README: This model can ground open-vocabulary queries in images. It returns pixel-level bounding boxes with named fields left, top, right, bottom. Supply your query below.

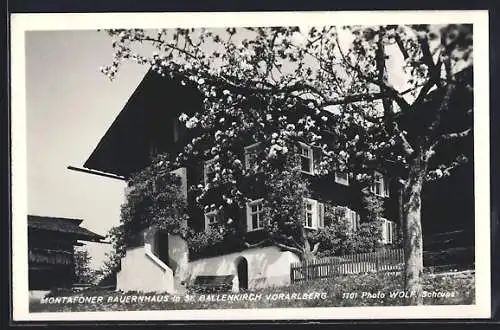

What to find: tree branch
left=441, top=128, right=472, bottom=141
left=427, top=77, right=454, bottom=135
left=395, top=123, right=415, bottom=156
left=375, top=28, right=397, bottom=122
left=243, top=239, right=271, bottom=249
left=274, top=242, right=304, bottom=257
left=321, top=91, right=388, bottom=106
left=429, top=127, right=472, bottom=153
left=311, top=242, right=320, bottom=255
left=413, top=34, right=444, bottom=106
left=394, top=33, right=409, bottom=59
left=335, top=34, right=411, bottom=111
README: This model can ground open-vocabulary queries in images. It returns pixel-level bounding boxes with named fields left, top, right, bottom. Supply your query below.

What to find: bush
left=187, top=227, right=245, bottom=259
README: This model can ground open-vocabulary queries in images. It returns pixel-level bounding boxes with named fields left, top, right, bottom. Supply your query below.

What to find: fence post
left=305, top=260, right=309, bottom=281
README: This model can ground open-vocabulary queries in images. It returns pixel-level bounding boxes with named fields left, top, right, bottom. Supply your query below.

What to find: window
left=334, top=171, right=349, bottom=186
left=246, top=199, right=265, bottom=231
left=204, top=210, right=219, bottom=230
left=203, top=158, right=216, bottom=184
left=298, top=143, right=314, bottom=174
left=244, top=143, right=261, bottom=170
left=380, top=218, right=395, bottom=244
left=371, top=171, right=389, bottom=197
left=338, top=206, right=359, bottom=231
left=303, top=198, right=319, bottom=229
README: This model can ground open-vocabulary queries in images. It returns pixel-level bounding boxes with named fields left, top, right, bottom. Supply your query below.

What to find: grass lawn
left=29, top=270, right=475, bottom=312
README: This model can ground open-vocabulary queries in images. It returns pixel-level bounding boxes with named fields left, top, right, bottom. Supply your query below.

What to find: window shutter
left=240, top=206, right=247, bottom=233
left=380, top=219, right=387, bottom=243
left=312, top=147, right=320, bottom=175
left=317, top=202, right=325, bottom=228
left=349, top=209, right=356, bottom=231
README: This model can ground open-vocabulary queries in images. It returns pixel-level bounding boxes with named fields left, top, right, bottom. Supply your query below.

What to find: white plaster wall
left=116, top=227, right=175, bottom=293
left=168, top=234, right=189, bottom=279
left=186, top=246, right=301, bottom=291
left=116, top=246, right=175, bottom=293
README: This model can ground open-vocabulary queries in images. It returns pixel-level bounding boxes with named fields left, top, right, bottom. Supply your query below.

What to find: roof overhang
left=83, top=69, right=202, bottom=178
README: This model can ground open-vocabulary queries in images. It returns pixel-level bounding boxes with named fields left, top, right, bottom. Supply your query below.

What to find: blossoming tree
left=101, top=24, right=473, bottom=304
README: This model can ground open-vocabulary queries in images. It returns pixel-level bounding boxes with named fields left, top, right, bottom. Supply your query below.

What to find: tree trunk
left=402, top=153, right=428, bottom=305
left=302, top=232, right=316, bottom=261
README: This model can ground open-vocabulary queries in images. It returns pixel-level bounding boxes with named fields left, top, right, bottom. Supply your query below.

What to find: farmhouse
left=76, top=69, right=473, bottom=293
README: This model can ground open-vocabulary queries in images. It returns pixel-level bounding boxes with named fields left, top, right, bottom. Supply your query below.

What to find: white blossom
left=290, top=31, right=307, bottom=47
left=185, top=117, right=199, bottom=129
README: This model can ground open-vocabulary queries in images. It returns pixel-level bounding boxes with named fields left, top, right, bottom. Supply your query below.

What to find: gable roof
left=83, top=69, right=202, bottom=178
left=28, top=215, right=105, bottom=242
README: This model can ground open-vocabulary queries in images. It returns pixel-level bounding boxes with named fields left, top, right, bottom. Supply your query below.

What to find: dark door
left=156, top=230, right=170, bottom=266
left=237, top=258, right=248, bottom=291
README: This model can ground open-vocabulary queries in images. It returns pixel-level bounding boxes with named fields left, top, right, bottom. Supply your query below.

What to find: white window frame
left=298, top=142, right=314, bottom=175
left=334, top=171, right=349, bottom=186
left=246, top=198, right=265, bottom=232
left=371, top=171, right=389, bottom=197
left=204, top=210, right=219, bottom=231
left=380, top=218, right=395, bottom=244
left=244, top=142, right=261, bottom=170
left=203, top=158, right=216, bottom=184
left=303, top=198, right=318, bottom=229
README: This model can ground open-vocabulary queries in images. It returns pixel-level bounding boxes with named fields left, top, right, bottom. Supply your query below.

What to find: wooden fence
left=290, top=249, right=404, bottom=283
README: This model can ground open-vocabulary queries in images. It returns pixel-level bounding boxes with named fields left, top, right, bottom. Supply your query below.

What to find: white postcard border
left=10, top=10, right=491, bottom=321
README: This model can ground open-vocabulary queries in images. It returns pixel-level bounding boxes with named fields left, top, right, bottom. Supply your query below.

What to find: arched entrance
left=236, top=257, right=248, bottom=291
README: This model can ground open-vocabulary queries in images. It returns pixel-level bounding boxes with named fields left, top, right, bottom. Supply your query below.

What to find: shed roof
left=28, top=215, right=105, bottom=242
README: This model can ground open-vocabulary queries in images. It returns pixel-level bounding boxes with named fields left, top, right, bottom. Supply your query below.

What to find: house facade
left=79, top=70, right=472, bottom=293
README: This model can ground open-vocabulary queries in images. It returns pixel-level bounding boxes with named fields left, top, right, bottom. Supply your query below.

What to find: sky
left=25, top=30, right=150, bottom=268
left=24, top=28, right=410, bottom=270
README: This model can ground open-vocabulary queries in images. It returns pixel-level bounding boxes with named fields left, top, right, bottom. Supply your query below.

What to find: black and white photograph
left=10, top=10, right=491, bottom=321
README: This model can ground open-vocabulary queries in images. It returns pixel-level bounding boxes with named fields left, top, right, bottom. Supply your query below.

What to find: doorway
left=236, top=257, right=248, bottom=291
left=155, top=230, right=170, bottom=266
